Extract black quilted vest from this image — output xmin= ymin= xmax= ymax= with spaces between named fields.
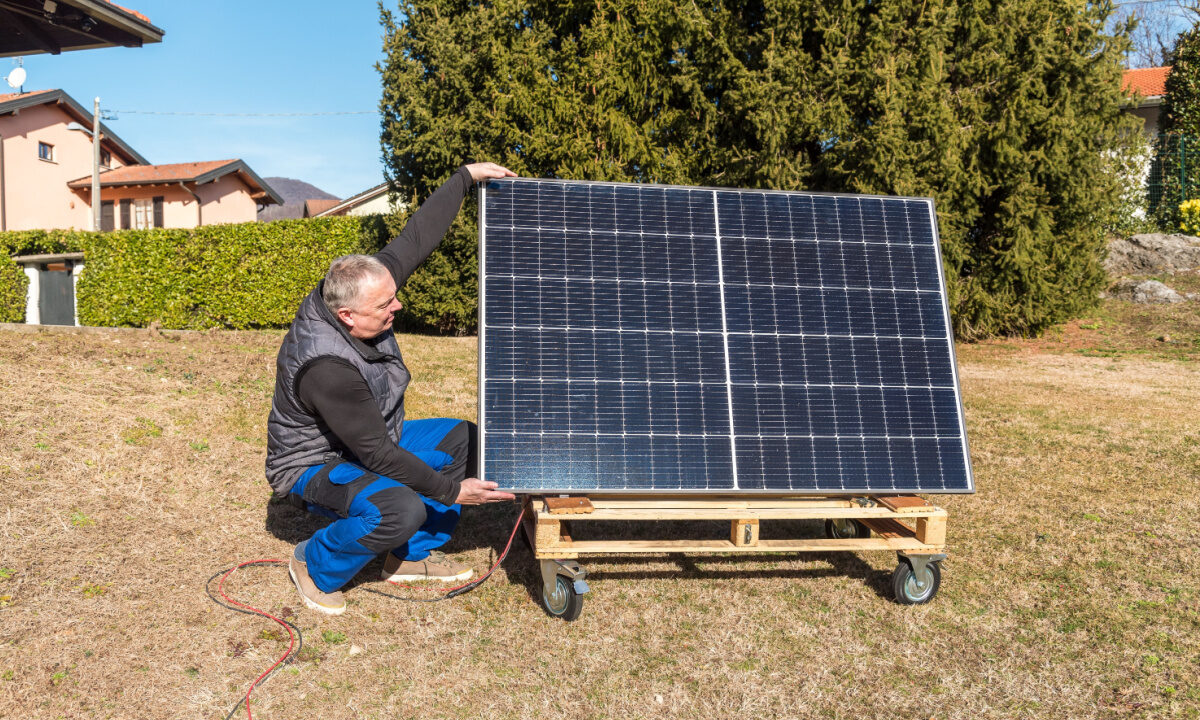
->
xmin=265 ymin=284 xmax=410 ymax=494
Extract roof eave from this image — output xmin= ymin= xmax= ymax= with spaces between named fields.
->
xmin=315 ymin=182 xmax=391 ymax=217
xmin=68 ymin=0 xmax=165 ymax=38
xmin=0 ymin=0 xmax=164 ymax=58
xmin=0 ymin=89 xmax=149 ymax=165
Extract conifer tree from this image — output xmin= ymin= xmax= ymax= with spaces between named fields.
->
xmin=379 ymin=0 xmax=1133 ymax=338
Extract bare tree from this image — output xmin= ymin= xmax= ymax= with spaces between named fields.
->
xmin=1115 ymin=0 xmax=1199 ymax=67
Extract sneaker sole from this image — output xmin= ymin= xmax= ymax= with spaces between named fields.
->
xmin=382 ymin=569 xmax=474 ymax=584
xmin=288 ymin=563 xmax=346 ymax=616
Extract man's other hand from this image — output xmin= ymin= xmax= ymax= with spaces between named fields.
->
xmin=455 ymin=477 xmax=517 ymax=505
xmin=466 ymin=162 xmax=517 ymax=183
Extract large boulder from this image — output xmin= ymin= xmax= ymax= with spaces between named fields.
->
xmin=1103 ymin=278 xmax=1188 ymax=304
xmin=1105 ymin=233 xmax=1200 ymax=276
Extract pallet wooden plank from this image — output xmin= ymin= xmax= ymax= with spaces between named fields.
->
xmin=860 ymin=517 xmax=915 ymax=539
xmin=875 ymin=495 xmax=931 ymax=513
xmin=730 ymin=518 xmax=760 ymax=546
xmin=545 ymin=505 xmax=943 ymax=521
xmin=586 ymin=496 xmax=860 ymax=510
xmin=533 ymin=536 xmax=938 ymax=556
xmin=916 ymin=515 xmax=947 ymax=545
xmin=535 ymin=518 xmax=563 ymax=548
xmin=544 ymin=496 xmax=595 ymax=514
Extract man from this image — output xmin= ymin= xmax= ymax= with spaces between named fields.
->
xmin=266 ymin=162 xmax=517 ymax=615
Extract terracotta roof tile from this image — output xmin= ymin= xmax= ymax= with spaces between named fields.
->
xmin=1123 ymin=66 xmax=1170 ymax=98
xmin=304 ymin=198 xmax=341 ymax=216
xmin=68 ymin=160 xmax=239 ymax=187
xmin=0 ymin=89 xmax=56 ymax=105
xmin=101 ymin=1 xmax=153 ymax=25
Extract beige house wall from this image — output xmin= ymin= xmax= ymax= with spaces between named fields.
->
xmin=195 ymin=173 xmax=259 ymax=225
xmin=344 ymin=193 xmax=394 ymax=216
xmin=102 ymin=183 xmax=200 ymax=229
xmin=1 ymin=100 xmax=266 ymax=231
xmin=99 ymin=174 xmax=259 ymax=229
xmin=0 ymin=103 xmax=130 ymax=231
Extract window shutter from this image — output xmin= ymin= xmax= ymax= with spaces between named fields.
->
xmin=119 ymin=199 xmax=132 ymax=229
xmin=153 ymin=196 xmax=164 ymax=228
xmin=101 ymin=201 xmax=114 ymax=232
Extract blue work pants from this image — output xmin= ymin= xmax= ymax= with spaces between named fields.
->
xmin=288 ymin=418 xmax=474 ymax=593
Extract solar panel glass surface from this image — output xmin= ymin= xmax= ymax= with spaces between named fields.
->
xmin=479 ymin=178 xmax=973 ymax=494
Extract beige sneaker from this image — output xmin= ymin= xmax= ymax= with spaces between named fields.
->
xmin=381 ymin=550 xmax=473 ymax=583
xmin=288 ymin=553 xmax=346 ymax=616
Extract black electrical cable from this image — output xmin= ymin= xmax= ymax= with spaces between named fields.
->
xmin=204 ymin=561 xmax=304 ymax=720
xmin=206 ymin=505 xmax=525 ymax=718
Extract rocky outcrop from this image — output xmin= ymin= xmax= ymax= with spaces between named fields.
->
xmin=1105 ymin=234 xmax=1200 ymax=276
xmin=1103 ymin=278 xmax=1188 ymax=304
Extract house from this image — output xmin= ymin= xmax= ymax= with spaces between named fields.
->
xmin=303 ymin=198 xmax=340 ymax=218
xmin=0 ymin=88 xmax=281 ymax=231
xmin=313 ymin=182 xmax=400 ymax=217
xmin=0 ymin=0 xmax=163 ymax=57
xmin=1123 ymin=66 xmax=1169 ymax=137
xmin=67 ymin=159 xmax=281 ymax=229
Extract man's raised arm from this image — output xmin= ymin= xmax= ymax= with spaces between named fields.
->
xmin=374 ymin=163 xmax=516 ymax=287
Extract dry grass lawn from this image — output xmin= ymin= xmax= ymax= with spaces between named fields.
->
xmin=0 ymin=298 xmax=1196 ymax=719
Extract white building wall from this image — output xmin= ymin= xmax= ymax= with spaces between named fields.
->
xmin=22 ymin=266 xmax=38 ymax=325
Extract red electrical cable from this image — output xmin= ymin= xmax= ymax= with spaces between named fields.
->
xmin=216 ymin=560 xmax=297 ymax=720
xmin=212 ymin=505 xmax=525 ymax=719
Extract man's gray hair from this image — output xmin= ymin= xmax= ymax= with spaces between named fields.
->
xmin=322 ymin=254 xmax=390 ymax=314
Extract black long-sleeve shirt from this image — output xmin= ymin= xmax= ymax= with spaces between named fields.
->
xmin=295 ymin=166 xmax=474 ymax=506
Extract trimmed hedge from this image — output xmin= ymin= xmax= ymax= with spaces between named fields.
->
xmin=0 ymin=254 xmax=26 ymax=323
xmin=1 ymin=209 xmax=487 ymax=333
xmin=79 ymin=218 xmax=390 ymax=328
xmin=0 ymin=218 xmax=396 ymax=330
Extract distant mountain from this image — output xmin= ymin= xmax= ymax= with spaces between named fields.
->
xmin=258 ymin=177 xmax=340 ymax=221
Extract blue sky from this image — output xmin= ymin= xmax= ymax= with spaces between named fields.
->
xmin=7 ymin=1 xmax=390 ymax=198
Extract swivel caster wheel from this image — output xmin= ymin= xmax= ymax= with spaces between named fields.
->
xmin=824 ymin=518 xmax=871 ymax=539
xmin=541 ymin=573 xmax=584 ymax=621
xmin=892 ymin=558 xmax=942 ymax=605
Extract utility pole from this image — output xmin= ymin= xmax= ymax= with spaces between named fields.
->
xmin=92 ymin=96 xmax=100 ymax=232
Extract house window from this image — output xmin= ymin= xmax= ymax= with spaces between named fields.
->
xmin=100 ymin=149 xmax=111 ymax=168
xmin=38 ymin=142 xmax=54 ymax=162
xmin=132 ymin=198 xmax=153 ymax=229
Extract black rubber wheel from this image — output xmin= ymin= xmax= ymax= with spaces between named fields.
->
xmin=891 ymin=559 xmax=942 ymax=605
xmin=541 ymin=574 xmax=584 ymax=621
xmin=824 ymin=518 xmax=871 ymax=539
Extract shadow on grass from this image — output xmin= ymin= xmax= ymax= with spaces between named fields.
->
xmin=265 ymin=499 xmax=529 ymax=592
xmin=498 ymin=515 xmax=896 ymax=606
xmin=265 ymin=502 xmax=895 ymax=603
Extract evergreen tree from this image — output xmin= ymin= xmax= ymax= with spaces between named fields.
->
xmin=1153 ymin=23 xmax=1200 ymax=228
xmin=379 ymin=0 xmax=1133 ymax=338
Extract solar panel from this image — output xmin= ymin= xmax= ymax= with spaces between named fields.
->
xmin=478 ymin=178 xmax=973 ymax=495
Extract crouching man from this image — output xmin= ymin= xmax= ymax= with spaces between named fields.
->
xmin=265 ymin=162 xmax=517 ymax=615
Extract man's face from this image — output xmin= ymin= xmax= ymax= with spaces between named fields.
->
xmin=337 ymin=273 xmax=402 ymax=340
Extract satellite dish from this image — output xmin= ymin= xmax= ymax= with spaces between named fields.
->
xmin=6 ymin=67 xmax=26 ymax=89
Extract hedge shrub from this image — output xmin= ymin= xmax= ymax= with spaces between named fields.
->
xmin=0 ymin=208 xmax=490 ymax=333
xmin=0 ymin=218 xmax=397 ymax=329
xmin=0 ymin=255 xmax=26 ymax=323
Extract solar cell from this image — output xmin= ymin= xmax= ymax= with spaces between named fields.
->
xmin=479 ymin=178 xmax=973 ymax=494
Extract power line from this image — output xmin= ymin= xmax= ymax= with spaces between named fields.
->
xmin=106 ymin=109 xmax=376 ymax=117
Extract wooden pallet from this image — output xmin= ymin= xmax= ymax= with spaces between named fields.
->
xmin=524 ymin=494 xmax=948 ymax=560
